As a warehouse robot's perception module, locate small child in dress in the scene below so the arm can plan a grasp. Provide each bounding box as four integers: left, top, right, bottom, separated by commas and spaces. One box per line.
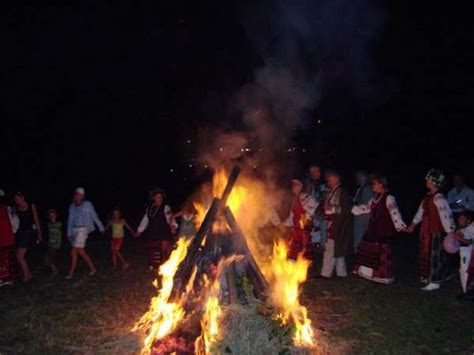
453, 211, 474, 297
172, 201, 197, 239
104, 208, 135, 270
45, 209, 62, 275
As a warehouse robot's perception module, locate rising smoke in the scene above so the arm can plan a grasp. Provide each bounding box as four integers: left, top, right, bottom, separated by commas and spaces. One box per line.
200, 0, 386, 176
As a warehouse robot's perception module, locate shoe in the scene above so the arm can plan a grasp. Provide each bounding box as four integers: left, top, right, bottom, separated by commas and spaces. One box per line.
65, 274, 73, 280
420, 277, 428, 284
149, 265, 155, 271
421, 283, 440, 291
317, 275, 332, 280
456, 292, 466, 301
89, 270, 97, 276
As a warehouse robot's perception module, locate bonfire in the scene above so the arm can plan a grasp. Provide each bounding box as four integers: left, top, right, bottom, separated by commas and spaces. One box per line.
133, 166, 316, 354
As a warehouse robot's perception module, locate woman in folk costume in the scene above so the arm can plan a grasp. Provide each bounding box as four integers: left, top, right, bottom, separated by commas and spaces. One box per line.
284, 178, 318, 260
320, 170, 353, 278
137, 188, 178, 270
0, 190, 18, 287
352, 175, 406, 284
404, 169, 455, 291
352, 170, 374, 250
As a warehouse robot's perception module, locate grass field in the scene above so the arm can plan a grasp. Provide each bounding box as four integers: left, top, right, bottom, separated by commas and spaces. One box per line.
0, 235, 473, 354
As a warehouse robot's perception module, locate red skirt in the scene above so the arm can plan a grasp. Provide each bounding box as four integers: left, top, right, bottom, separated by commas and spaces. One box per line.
0, 246, 15, 285
287, 229, 310, 260
110, 238, 124, 254
353, 240, 394, 283
146, 240, 162, 267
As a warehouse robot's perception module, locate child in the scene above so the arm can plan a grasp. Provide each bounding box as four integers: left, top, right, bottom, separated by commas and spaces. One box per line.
172, 201, 197, 239
453, 211, 474, 296
45, 209, 62, 275
104, 208, 134, 270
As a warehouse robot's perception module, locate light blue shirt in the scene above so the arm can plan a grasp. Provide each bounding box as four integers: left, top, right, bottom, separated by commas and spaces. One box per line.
67, 201, 104, 236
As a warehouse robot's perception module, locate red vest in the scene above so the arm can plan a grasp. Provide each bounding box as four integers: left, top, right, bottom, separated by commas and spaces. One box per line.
365, 193, 396, 242
422, 193, 444, 234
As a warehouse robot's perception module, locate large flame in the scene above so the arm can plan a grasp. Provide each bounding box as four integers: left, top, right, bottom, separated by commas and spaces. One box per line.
132, 237, 192, 353
135, 167, 315, 352
195, 255, 244, 354
196, 168, 316, 348
265, 239, 315, 347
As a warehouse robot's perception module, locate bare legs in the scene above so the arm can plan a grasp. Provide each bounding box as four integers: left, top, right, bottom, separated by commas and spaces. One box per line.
45, 248, 58, 274
16, 247, 32, 282
67, 247, 96, 278
112, 251, 129, 270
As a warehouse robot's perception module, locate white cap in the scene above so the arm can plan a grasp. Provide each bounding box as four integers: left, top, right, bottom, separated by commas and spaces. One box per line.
75, 187, 85, 195
0, 189, 4, 197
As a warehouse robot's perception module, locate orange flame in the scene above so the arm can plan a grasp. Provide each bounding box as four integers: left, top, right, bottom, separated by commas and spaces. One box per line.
195, 255, 244, 354
265, 239, 315, 347
132, 237, 192, 353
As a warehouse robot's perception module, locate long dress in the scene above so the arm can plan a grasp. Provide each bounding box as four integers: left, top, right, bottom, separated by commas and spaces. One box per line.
138, 204, 175, 267
352, 184, 373, 250
285, 193, 317, 260
412, 192, 454, 282
0, 204, 15, 286
352, 193, 406, 284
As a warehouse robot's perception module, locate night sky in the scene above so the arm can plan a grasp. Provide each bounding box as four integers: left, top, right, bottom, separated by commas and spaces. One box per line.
2, 1, 472, 217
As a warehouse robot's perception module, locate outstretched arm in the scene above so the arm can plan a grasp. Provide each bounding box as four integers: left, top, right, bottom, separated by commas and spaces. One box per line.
31, 204, 43, 241
433, 194, 455, 233
123, 220, 136, 235
386, 195, 406, 231
89, 203, 105, 232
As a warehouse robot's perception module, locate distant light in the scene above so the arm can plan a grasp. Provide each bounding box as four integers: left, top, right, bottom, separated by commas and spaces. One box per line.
219, 147, 223, 152
302, 149, 306, 153
253, 165, 257, 169
204, 164, 208, 168
259, 148, 263, 152
170, 168, 174, 173
186, 139, 191, 144
189, 164, 193, 168
244, 148, 251, 152
317, 119, 322, 124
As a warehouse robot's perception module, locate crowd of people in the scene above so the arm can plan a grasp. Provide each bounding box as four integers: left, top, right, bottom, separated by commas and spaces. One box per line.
1, 166, 474, 302
283, 165, 474, 300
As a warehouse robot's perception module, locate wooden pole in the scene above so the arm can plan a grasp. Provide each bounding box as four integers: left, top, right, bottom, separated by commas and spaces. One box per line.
171, 166, 242, 299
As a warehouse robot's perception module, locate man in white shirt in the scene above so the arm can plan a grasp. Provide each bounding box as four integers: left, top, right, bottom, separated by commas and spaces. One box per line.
447, 174, 474, 214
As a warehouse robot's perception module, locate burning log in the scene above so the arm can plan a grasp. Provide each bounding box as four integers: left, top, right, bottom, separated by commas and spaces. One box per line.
171, 166, 242, 300
223, 207, 270, 300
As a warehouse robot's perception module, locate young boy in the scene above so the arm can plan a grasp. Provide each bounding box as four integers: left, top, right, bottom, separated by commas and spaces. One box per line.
453, 211, 474, 296
46, 209, 62, 275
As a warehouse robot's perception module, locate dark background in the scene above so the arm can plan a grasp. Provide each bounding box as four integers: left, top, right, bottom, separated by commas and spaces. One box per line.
1, 1, 472, 220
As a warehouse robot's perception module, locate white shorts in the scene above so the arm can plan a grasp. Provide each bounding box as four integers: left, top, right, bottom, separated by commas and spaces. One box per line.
72, 227, 88, 248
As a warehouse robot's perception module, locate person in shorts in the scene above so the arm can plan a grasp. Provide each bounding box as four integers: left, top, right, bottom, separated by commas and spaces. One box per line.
66, 188, 104, 279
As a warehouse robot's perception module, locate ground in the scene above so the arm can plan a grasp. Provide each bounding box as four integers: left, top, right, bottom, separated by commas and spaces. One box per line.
0, 235, 473, 354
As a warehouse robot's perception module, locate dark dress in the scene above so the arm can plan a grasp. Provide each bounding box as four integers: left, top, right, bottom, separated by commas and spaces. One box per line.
143, 205, 172, 267
15, 205, 36, 248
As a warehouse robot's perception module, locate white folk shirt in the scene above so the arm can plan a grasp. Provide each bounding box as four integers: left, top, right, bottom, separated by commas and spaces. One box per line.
412, 193, 455, 233
137, 204, 178, 234
352, 194, 407, 231
284, 193, 318, 227
447, 186, 474, 213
